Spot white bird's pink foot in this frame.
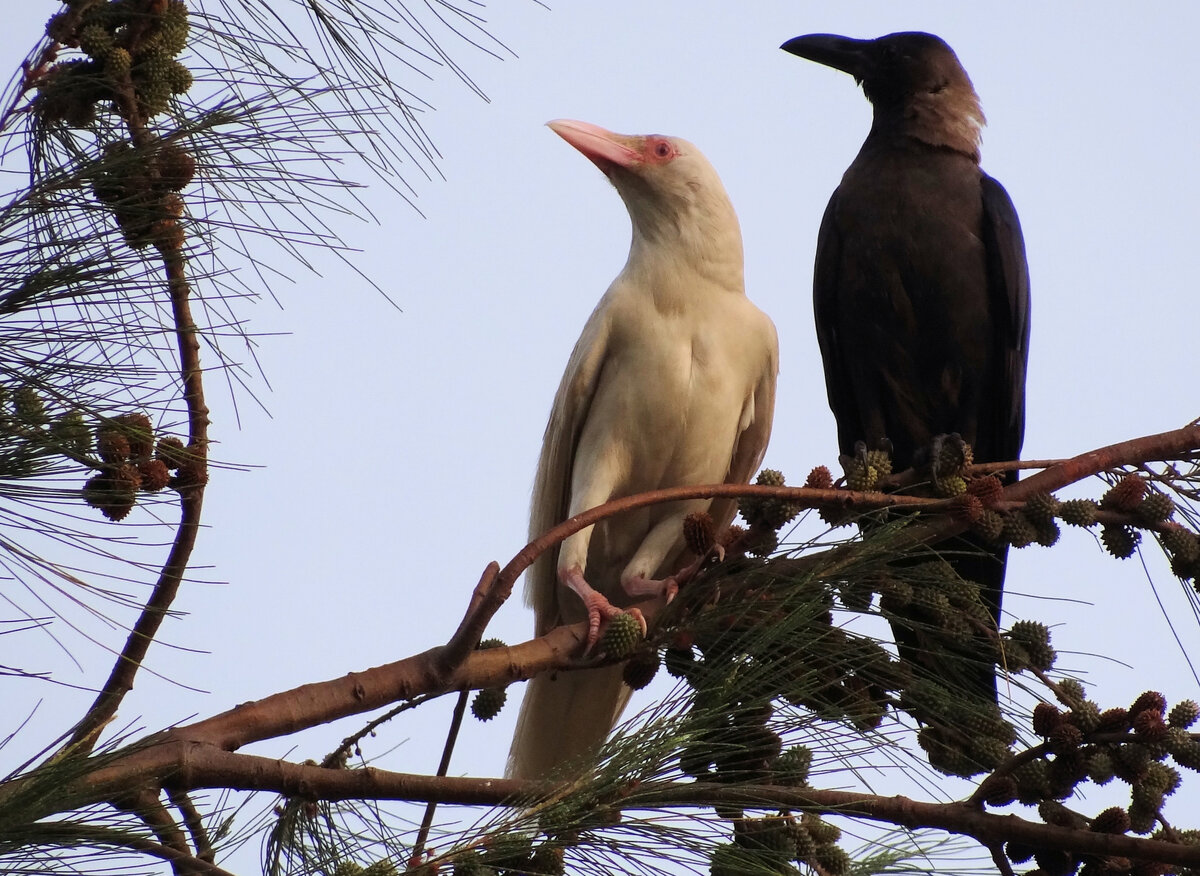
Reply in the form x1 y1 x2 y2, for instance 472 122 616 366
622 573 680 604
560 565 646 650
623 543 726 605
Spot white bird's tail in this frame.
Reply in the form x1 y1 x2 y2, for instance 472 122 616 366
506 663 632 780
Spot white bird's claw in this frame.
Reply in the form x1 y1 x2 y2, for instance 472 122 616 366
560 565 629 651
580 590 626 651
622 573 680 604
622 574 657 599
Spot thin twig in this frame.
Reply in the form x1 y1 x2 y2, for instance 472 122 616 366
326 692 443 768
63 426 1200 761
167 787 215 863
988 842 1017 876
877 457 1067 492
415 564 502 864
494 482 948 602
67 134 210 755
412 688 471 865
117 789 194 876
495 422 1198 594
775 424 1200 581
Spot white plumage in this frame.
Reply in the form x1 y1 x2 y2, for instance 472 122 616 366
507 120 778 780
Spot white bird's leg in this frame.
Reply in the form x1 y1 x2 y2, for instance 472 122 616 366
559 564 647 651
621 506 721 603
623 546 723 603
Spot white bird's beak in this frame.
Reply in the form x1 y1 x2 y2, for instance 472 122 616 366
547 119 640 173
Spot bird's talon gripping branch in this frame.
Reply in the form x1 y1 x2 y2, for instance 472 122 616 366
622 573 679 604
587 598 626 651
663 580 679 604
927 432 970 481
560 565 628 650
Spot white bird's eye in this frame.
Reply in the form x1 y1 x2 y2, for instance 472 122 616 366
648 138 674 162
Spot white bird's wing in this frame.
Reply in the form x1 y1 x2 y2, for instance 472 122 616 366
526 300 612 636
708 311 780 534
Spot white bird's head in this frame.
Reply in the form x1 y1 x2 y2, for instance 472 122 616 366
547 119 742 282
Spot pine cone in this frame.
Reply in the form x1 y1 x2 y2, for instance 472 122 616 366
1059 498 1099 527
683 511 717 555
863 447 892 477
1137 491 1175 524
773 745 813 787
601 612 644 658
932 474 966 497
1023 492 1061 525
1102 474 1147 512
1090 806 1131 835
1168 699 1199 729
805 465 833 489
1035 520 1061 547
843 457 877 492
96 428 132 463
1161 527 1198 561
1101 524 1139 559
1001 511 1036 548
155 436 189 469
470 687 507 721
1032 702 1064 737
966 475 1004 506
1008 620 1055 671
952 493 984 523
973 509 1005 542
138 458 171 491
1130 691 1167 716
622 650 660 690
113 412 154 460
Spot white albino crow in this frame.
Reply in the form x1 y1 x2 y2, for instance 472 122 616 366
506 120 779 780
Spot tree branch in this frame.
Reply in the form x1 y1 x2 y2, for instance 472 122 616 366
439 560 501 674
167 787 215 864
67 90 211 757
57 751 1200 869
115 788 196 876
3 425 1197 867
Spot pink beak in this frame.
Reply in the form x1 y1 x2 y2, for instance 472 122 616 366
547 119 640 172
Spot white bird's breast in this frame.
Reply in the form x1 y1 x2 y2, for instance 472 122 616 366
578 285 762 496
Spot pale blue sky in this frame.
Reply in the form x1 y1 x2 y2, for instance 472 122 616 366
3 2 1199 871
